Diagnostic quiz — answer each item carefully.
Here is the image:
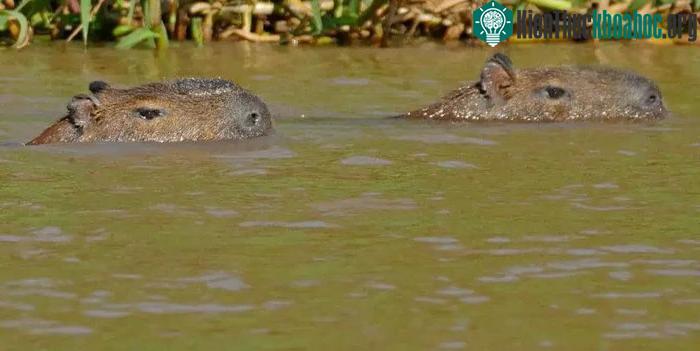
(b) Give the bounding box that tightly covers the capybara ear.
[480,53,515,104]
[67,94,99,129]
[89,81,110,94]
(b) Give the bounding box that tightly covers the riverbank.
[1,0,698,49]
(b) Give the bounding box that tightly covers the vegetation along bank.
[0,0,698,49]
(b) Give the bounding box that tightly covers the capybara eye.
[545,86,566,99]
[135,108,165,120]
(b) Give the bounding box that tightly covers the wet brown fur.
[404,54,667,122]
[28,78,272,145]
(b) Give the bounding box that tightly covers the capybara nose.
[244,111,262,128]
[237,104,272,136]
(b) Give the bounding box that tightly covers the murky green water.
[1,42,699,350]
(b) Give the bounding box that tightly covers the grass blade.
[80,0,91,45]
[126,0,136,25]
[627,0,649,11]
[191,16,203,46]
[528,0,572,10]
[112,24,134,37]
[347,0,360,17]
[0,9,29,48]
[15,0,33,12]
[146,0,161,28]
[310,0,323,35]
[155,20,169,49]
[115,27,158,49]
[0,13,7,30]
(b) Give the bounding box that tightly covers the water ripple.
[1,318,92,335]
[340,156,393,166]
[239,220,338,228]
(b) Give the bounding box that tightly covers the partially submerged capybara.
[403,53,667,122]
[28,78,272,144]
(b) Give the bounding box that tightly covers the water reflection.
[0,42,699,349]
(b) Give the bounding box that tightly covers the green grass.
[0,9,29,48]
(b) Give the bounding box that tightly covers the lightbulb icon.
[480,7,507,47]
[473,1,513,47]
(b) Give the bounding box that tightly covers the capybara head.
[405,53,668,122]
[28,78,273,144]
